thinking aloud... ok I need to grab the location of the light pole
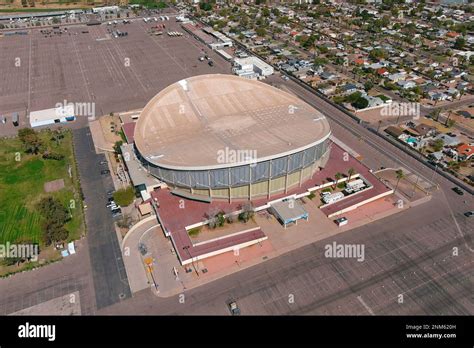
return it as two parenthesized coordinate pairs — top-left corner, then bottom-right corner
(183, 246), (199, 277)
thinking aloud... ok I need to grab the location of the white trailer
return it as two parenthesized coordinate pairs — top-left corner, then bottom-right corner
(323, 192), (345, 205)
(346, 179), (365, 190)
(345, 179), (365, 193)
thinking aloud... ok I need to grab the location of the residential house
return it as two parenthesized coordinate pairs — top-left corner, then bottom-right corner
(320, 71), (337, 80)
(388, 72), (407, 83)
(340, 83), (358, 95)
(433, 133), (461, 147)
(456, 144), (474, 161)
(377, 68), (389, 76)
(413, 123), (437, 138)
(384, 126), (404, 139)
(429, 151), (444, 163)
(397, 80), (417, 89)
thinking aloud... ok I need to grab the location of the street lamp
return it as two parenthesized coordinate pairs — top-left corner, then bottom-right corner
(183, 245), (199, 277)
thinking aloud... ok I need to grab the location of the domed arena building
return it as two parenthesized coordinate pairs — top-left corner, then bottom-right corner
(134, 74), (331, 201)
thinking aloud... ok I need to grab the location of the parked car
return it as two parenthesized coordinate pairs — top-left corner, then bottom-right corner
(111, 208), (122, 217)
(335, 217), (348, 226)
(99, 160), (108, 165)
(227, 299), (240, 315)
(101, 169), (110, 175)
(106, 197), (115, 207)
(208, 60), (214, 67)
(106, 190), (115, 196)
(452, 187), (464, 195)
(464, 211), (473, 218)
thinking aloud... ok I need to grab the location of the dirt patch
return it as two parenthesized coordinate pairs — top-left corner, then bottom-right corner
(99, 114), (124, 145)
(44, 178), (65, 193)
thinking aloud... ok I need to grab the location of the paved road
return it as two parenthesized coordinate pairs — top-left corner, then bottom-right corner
(0, 237), (96, 315)
(99, 192), (472, 315)
(73, 127), (132, 309)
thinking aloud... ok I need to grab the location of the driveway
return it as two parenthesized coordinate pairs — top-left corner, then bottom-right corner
(73, 127), (132, 309)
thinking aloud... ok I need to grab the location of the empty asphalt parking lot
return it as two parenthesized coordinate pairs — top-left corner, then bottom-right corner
(0, 18), (230, 124)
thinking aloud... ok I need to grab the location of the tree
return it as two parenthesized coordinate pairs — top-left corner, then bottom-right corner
(444, 110), (453, 127)
(43, 222), (69, 246)
(345, 91), (362, 103)
(369, 48), (388, 61)
(36, 196), (70, 226)
(256, 27), (266, 37)
(113, 140), (123, 154)
(347, 168), (355, 182)
(352, 96), (369, 110)
(453, 37), (465, 50)
(51, 128), (64, 145)
(334, 172), (343, 189)
(432, 139), (444, 152)
(199, 2), (213, 11)
(18, 128), (43, 154)
(394, 169), (405, 194)
(238, 202), (254, 223)
(364, 81), (374, 92)
(430, 108), (441, 122)
(113, 186), (135, 207)
(36, 196), (70, 246)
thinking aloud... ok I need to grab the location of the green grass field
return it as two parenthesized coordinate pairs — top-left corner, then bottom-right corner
(0, 130), (85, 245)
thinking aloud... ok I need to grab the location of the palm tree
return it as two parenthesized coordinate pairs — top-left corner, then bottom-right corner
(394, 169), (405, 194)
(444, 110), (452, 127)
(431, 108), (441, 122)
(334, 172), (343, 189)
(347, 168), (355, 182)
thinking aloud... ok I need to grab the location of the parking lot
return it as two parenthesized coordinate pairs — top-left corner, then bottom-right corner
(0, 17), (231, 135)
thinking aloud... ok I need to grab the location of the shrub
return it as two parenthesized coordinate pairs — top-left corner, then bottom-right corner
(188, 227), (201, 237)
(42, 151), (64, 161)
(113, 186), (135, 207)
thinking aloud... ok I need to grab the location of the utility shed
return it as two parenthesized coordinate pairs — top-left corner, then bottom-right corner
(270, 199), (308, 228)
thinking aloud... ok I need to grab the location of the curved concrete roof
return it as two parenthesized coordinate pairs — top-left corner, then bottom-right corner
(134, 74), (331, 170)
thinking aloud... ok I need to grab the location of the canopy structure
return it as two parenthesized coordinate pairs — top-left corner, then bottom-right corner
(270, 199), (308, 228)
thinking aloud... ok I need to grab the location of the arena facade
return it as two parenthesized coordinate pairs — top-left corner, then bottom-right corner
(134, 74), (331, 200)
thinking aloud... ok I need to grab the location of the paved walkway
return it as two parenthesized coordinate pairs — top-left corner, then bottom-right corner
(121, 217), (161, 294)
(89, 119), (113, 153)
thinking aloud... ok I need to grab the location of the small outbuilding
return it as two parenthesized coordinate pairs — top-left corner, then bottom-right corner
(270, 199), (309, 229)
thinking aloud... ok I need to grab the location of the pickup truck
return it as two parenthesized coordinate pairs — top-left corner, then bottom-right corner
(227, 299), (240, 315)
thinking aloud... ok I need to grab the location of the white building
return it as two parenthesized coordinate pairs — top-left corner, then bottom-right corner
(92, 6), (119, 14)
(29, 105), (76, 128)
(203, 28), (233, 49)
(233, 57), (274, 79)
